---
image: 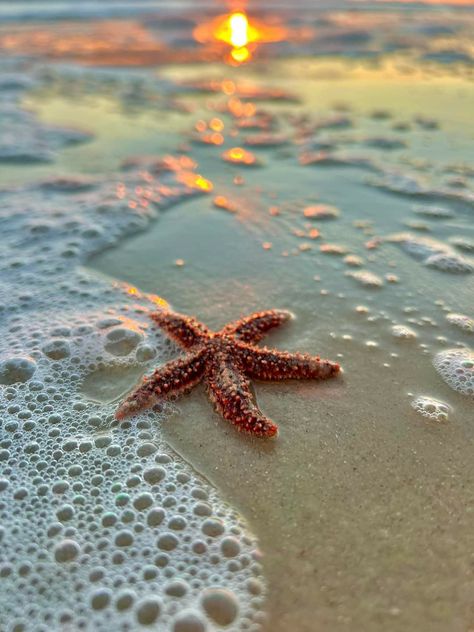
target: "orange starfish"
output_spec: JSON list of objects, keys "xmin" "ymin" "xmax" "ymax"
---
[{"xmin": 116, "ymin": 310, "xmax": 341, "ymax": 437}]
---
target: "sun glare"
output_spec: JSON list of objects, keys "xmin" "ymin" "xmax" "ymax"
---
[
  {"xmin": 229, "ymin": 12, "xmax": 249, "ymax": 48},
  {"xmin": 193, "ymin": 10, "xmax": 286, "ymax": 65}
]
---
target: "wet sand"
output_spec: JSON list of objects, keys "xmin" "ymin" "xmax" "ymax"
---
[{"xmin": 89, "ymin": 58, "xmax": 474, "ymax": 628}]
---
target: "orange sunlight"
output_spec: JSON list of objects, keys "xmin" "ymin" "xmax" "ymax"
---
[{"xmin": 193, "ymin": 10, "xmax": 286, "ymax": 65}]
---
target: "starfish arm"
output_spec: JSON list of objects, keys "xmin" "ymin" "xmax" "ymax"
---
[
  {"xmin": 235, "ymin": 341, "xmax": 340, "ymax": 381},
  {"xmin": 115, "ymin": 348, "xmax": 206, "ymax": 420},
  {"xmin": 221, "ymin": 309, "xmax": 292, "ymax": 344},
  {"xmin": 150, "ymin": 310, "xmax": 210, "ymax": 349},
  {"xmin": 205, "ymin": 356, "xmax": 278, "ymax": 438}
]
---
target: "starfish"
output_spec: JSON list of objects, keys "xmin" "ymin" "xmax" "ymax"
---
[{"xmin": 116, "ymin": 309, "xmax": 341, "ymax": 437}]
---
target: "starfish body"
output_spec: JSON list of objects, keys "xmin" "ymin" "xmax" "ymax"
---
[{"xmin": 116, "ymin": 309, "xmax": 341, "ymax": 437}]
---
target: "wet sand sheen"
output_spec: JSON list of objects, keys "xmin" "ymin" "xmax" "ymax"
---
[{"xmin": 90, "ymin": 192, "xmax": 474, "ymax": 631}]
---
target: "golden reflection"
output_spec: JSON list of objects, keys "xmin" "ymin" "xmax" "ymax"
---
[
  {"xmin": 222, "ymin": 147, "xmax": 259, "ymax": 166},
  {"xmin": 195, "ymin": 120, "xmax": 207, "ymax": 133},
  {"xmin": 176, "ymin": 172, "xmax": 214, "ymax": 192},
  {"xmin": 209, "ymin": 118, "xmax": 225, "ymax": 132},
  {"xmin": 213, "ymin": 195, "xmax": 238, "ymax": 213},
  {"xmin": 231, "ymin": 47, "xmax": 250, "ymax": 63},
  {"xmin": 114, "ymin": 155, "xmax": 212, "ymax": 213},
  {"xmin": 192, "ymin": 118, "xmax": 226, "ymax": 145},
  {"xmin": 193, "ymin": 131, "xmax": 225, "ymax": 146},
  {"xmin": 193, "ymin": 10, "xmax": 286, "ymax": 65},
  {"xmin": 227, "ymin": 97, "xmax": 256, "ymax": 118},
  {"xmin": 121, "ymin": 284, "xmax": 169, "ymax": 308}
]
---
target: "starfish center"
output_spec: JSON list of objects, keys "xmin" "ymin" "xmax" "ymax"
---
[{"xmin": 116, "ymin": 309, "xmax": 341, "ymax": 438}]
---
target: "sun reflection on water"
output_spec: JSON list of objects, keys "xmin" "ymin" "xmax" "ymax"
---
[{"xmin": 193, "ymin": 10, "xmax": 286, "ymax": 65}]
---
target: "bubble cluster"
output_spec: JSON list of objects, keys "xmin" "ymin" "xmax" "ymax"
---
[
  {"xmin": 390, "ymin": 233, "xmax": 451, "ymax": 260},
  {"xmin": 433, "ymin": 348, "xmax": 474, "ymax": 396},
  {"xmin": 411, "ymin": 396, "xmax": 451, "ymax": 422},
  {"xmin": 0, "ymin": 133, "xmax": 265, "ymax": 629},
  {"xmin": 446, "ymin": 313, "xmax": 474, "ymax": 333},
  {"xmin": 389, "ymin": 233, "xmax": 473, "ymax": 274},
  {"xmin": 391, "ymin": 325, "xmax": 417, "ymax": 340},
  {"xmin": 425, "ymin": 252, "xmax": 473, "ymax": 274},
  {"xmin": 370, "ymin": 170, "xmax": 474, "ymax": 207},
  {"xmin": 320, "ymin": 243, "xmax": 348, "ymax": 256},
  {"xmin": 345, "ymin": 270, "xmax": 383, "ymax": 288},
  {"xmin": 0, "ymin": 356, "xmax": 37, "ymax": 385},
  {"xmin": 0, "ymin": 312, "xmax": 266, "ymax": 627}
]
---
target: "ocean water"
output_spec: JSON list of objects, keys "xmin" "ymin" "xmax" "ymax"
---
[{"xmin": 0, "ymin": 3, "xmax": 473, "ymax": 632}]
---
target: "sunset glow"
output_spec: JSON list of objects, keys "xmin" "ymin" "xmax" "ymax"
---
[
  {"xmin": 193, "ymin": 11, "xmax": 286, "ymax": 64},
  {"xmin": 228, "ymin": 12, "xmax": 249, "ymax": 49},
  {"xmin": 222, "ymin": 147, "xmax": 258, "ymax": 166}
]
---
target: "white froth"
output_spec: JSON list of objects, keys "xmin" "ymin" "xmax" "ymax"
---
[
  {"xmin": 0, "ymin": 152, "xmax": 265, "ymax": 630},
  {"xmin": 433, "ymin": 348, "xmax": 474, "ymax": 397},
  {"xmin": 391, "ymin": 325, "xmax": 417, "ymax": 340},
  {"xmin": 446, "ymin": 313, "xmax": 474, "ymax": 333},
  {"xmin": 411, "ymin": 396, "xmax": 451, "ymax": 422},
  {"xmin": 425, "ymin": 253, "xmax": 473, "ymax": 274},
  {"xmin": 345, "ymin": 269, "xmax": 383, "ymax": 288},
  {"xmin": 370, "ymin": 170, "xmax": 474, "ymax": 206},
  {"xmin": 389, "ymin": 233, "xmax": 474, "ymax": 274}
]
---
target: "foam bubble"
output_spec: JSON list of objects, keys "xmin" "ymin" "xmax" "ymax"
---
[
  {"xmin": 54, "ymin": 539, "xmax": 80, "ymax": 562},
  {"xmin": 0, "ymin": 357, "xmax": 36, "ymax": 385},
  {"xmin": 389, "ymin": 233, "xmax": 450, "ymax": 260},
  {"xmin": 201, "ymin": 588, "xmax": 239, "ymax": 626},
  {"xmin": 446, "ymin": 313, "xmax": 474, "ymax": 333},
  {"xmin": 320, "ymin": 243, "xmax": 348, "ymax": 256},
  {"xmin": 389, "ymin": 233, "xmax": 473, "ymax": 274},
  {"xmin": 172, "ymin": 610, "xmax": 207, "ymax": 632},
  {"xmin": 433, "ymin": 348, "xmax": 474, "ymax": 396},
  {"xmin": 370, "ymin": 170, "xmax": 474, "ymax": 206},
  {"xmin": 411, "ymin": 396, "xmax": 451, "ymax": 422},
  {"xmin": 344, "ymin": 254, "xmax": 363, "ymax": 267},
  {"xmin": 104, "ymin": 327, "xmax": 143, "ymax": 356},
  {"xmin": 425, "ymin": 253, "xmax": 473, "ymax": 274},
  {"xmin": 346, "ymin": 270, "xmax": 383, "ymax": 288},
  {"xmin": 42, "ymin": 339, "xmax": 71, "ymax": 360},
  {"xmin": 0, "ymin": 155, "xmax": 266, "ymax": 630},
  {"xmin": 391, "ymin": 325, "xmax": 417, "ymax": 340},
  {"xmin": 135, "ymin": 597, "xmax": 162, "ymax": 625}
]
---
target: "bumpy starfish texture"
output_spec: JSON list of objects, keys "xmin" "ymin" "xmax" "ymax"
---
[{"xmin": 116, "ymin": 309, "xmax": 341, "ymax": 437}]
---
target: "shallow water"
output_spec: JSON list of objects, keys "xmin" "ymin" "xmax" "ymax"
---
[
  {"xmin": 90, "ymin": 61, "xmax": 474, "ymax": 632},
  {"xmin": 1, "ymin": 3, "xmax": 473, "ymax": 632}
]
